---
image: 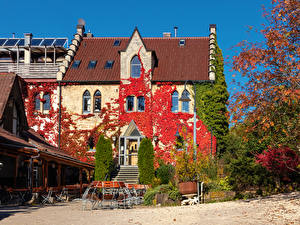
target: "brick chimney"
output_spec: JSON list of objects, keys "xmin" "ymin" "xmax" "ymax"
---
[
  {"xmin": 163, "ymin": 32, "xmax": 171, "ymax": 38},
  {"xmin": 76, "ymin": 19, "xmax": 86, "ymax": 36}
]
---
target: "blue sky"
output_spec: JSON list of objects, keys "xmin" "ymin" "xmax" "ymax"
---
[{"xmin": 1, "ymin": 0, "xmax": 271, "ymax": 95}]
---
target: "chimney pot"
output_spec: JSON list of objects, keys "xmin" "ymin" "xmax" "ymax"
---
[{"xmin": 174, "ymin": 26, "xmax": 178, "ymax": 37}]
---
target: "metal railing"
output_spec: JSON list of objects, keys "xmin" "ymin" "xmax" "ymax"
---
[{"xmin": 0, "ymin": 63, "xmax": 62, "ymax": 78}]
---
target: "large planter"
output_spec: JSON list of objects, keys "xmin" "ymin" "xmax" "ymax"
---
[{"xmin": 179, "ymin": 181, "xmax": 197, "ymax": 195}]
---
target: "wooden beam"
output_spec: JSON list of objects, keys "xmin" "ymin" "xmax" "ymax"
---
[
  {"xmin": 57, "ymin": 164, "xmax": 61, "ymax": 189},
  {"xmin": 79, "ymin": 168, "xmax": 83, "ymax": 195}
]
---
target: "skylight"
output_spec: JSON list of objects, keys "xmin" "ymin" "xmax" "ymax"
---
[
  {"xmin": 72, "ymin": 60, "xmax": 81, "ymax": 69},
  {"xmin": 179, "ymin": 39, "xmax": 186, "ymax": 46},
  {"xmin": 113, "ymin": 40, "xmax": 121, "ymax": 46},
  {"xmin": 88, "ymin": 60, "xmax": 97, "ymax": 69},
  {"xmin": 104, "ymin": 60, "xmax": 114, "ymax": 69}
]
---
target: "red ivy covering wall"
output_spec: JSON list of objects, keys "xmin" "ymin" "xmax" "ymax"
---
[{"xmin": 24, "ymin": 48, "xmax": 216, "ymax": 164}]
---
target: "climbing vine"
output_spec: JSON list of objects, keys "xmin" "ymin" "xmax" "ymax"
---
[{"xmin": 23, "ymin": 47, "xmax": 216, "ymax": 165}]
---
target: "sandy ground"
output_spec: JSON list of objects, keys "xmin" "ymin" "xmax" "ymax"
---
[{"xmin": 0, "ymin": 192, "xmax": 299, "ymax": 225}]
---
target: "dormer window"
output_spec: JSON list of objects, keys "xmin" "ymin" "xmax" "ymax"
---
[
  {"xmin": 105, "ymin": 60, "xmax": 114, "ymax": 69},
  {"xmin": 88, "ymin": 60, "xmax": 97, "ymax": 69},
  {"xmin": 72, "ymin": 60, "xmax": 81, "ymax": 69},
  {"xmin": 113, "ymin": 40, "xmax": 121, "ymax": 46},
  {"xmin": 131, "ymin": 55, "xmax": 141, "ymax": 78}
]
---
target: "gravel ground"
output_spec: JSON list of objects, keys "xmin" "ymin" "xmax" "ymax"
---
[{"xmin": 0, "ymin": 192, "xmax": 299, "ymax": 225}]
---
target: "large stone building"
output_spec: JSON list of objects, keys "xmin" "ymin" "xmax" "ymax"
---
[{"xmin": 55, "ymin": 23, "xmax": 217, "ymax": 168}]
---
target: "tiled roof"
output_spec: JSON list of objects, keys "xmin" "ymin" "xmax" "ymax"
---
[
  {"xmin": 0, "ymin": 73, "xmax": 16, "ymax": 119},
  {"xmin": 63, "ymin": 37, "xmax": 209, "ymax": 82},
  {"xmin": 0, "ymin": 127, "xmax": 34, "ymax": 148}
]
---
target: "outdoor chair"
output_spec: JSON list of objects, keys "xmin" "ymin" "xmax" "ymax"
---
[
  {"xmin": 56, "ymin": 187, "xmax": 68, "ymax": 202},
  {"xmin": 41, "ymin": 188, "xmax": 54, "ymax": 204}
]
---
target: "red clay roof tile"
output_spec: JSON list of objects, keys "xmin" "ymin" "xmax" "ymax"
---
[{"xmin": 63, "ymin": 37, "xmax": 209, "ymax": 82}]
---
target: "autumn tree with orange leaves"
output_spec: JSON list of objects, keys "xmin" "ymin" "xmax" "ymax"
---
[{"xmin": 230, "ymin": 0, "xmax": 299, "ymax": 151}]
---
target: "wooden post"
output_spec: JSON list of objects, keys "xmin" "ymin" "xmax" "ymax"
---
[
  {"xmin": 87, "ymin": 170, "xmax": 90, "ymax": 183},
  {"xmin": 57, "ymin": 164, "xmax": 61, "ymax": 189},
  {"xmin": 79, "ymin": 168, "xmax": 83, "ymax": 195},
  {"xmin": 44, "ymin": 160, "xmax": 48, "ymax": 188},
  {"xmin": 14, "ymin": 156, "xmax": 19, "ymax": 188}
]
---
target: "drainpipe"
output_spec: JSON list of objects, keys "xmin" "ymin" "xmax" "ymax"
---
[{"xmin": 58, "ymin": 81, "xmax": 62, "ymax": 150}]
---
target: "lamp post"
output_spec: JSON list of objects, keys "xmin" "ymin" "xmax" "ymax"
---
[{"xmin": 179, "ymin": 80, "xmax": 197, "ymax": 161}]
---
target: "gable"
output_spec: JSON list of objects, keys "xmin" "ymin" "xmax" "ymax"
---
[
  {"xmin": 0, "ymin": 73, "xmax": 28, "ymax": 131},
  {"xmin": 123, "ymin": 120, "xmax": 143, "ymax": 137}
]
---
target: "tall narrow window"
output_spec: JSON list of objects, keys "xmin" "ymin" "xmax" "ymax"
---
[
  {"xmin": 43, "ymin": 93, "xmax": 50, "ymax": 110},
  {"xmin": 126, "ymin": 96, "xmax": 134, "ymax": 112},
  {"xmin": 83, "ymin": 90, "xmax": 91, "ymax": 113},
  {"xmin": 181, "ymin": 91, "xmax": 190, "ymax": 113},
  {"xmin": 171, "ymin": 91, "xmax": 179, "ymax": 112},
  {"xmin": 137, "ymin": 96, "xmax": 145, "ymax": 112},
  {"xmin": 35, "ymin": 93, "xmax": 40, "ymax": 110},
  {"xmin": 94, "ymin": 90, "xmax": 101, "ymax": 112},
  {"xmin": 130, "ymin": 55, "xmax": 141, "ymax": 78}
]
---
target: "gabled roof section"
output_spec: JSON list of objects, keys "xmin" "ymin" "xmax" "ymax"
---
[
  {"xmin": 0, "ymin": 73, "xmax": 16, "ymax": 119},
  {"xmin": 121, "ymin": 27, "xmax": 148, "ymax": 53},
  {"xmin": 63, "ymin": 34, "xmax": 210, "ymax": 82},
  {"xmin": 123, "ymin": 120, "xmax": 143, "ymax": 137}
]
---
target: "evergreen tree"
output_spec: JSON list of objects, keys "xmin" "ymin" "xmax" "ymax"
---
[
  {"xmin": 94, "ymin": 135, "xmax": 113, "ymax": 180},
  {"xmin": 138, "ymin": 138, "xmax": 155, "ymax": 184},
  {"xmin": 196, "ymin": 35, "xmax": 229, "ymax": 155}
]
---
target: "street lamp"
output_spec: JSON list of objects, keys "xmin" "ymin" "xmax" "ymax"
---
[{"xmin": 179, "ymin": 80, "xmax": 197, "ymax": 161}]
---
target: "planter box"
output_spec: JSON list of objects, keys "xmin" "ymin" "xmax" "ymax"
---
[{"xmin": 179, "ymin": 182, "xmax": 197, "ymax": 195}]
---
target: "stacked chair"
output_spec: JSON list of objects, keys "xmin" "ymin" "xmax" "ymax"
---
[{"xmin": 82, "ymin": 181, "xmax": 147, "ymax": 210}]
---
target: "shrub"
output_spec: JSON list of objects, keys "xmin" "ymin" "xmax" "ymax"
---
[
  {"xmin": 94, "ymin": 135, "xmax": 113, "ymax": 181},
  {"xmin": 143, "ymin": 183, "xmax": 181, "ymax": 205},
  {"xmin": 256, "ymin": 147, "xmax": 300, "ymax": 183},
  {"xmin": 138, "ymin": 138, "xmax": 155, "ymax": 184},
  {"xmin": 156, "ymin": 163, "xmax": 175, "ymax": 184}
]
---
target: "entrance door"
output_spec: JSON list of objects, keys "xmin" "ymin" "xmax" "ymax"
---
[{"xmin": 119, "ymin": 137, "xmax": 142, "ymax": 166}]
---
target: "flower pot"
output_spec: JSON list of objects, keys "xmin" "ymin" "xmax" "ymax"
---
[{"xmin": 179, "ymin": 181, "xmax": 197, "ymax": 195}]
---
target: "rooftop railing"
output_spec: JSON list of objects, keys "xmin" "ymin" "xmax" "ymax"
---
[{"xmin": 0, "ymin": 62, "xmax": 62, "ymax": 79}]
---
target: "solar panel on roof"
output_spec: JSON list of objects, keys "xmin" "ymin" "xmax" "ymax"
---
[
  {"xmin": 31, "ymin": 39, "xmax": 43, "ymax": 46},
  {"xmin": 53, "ymin": 38, "xmax": 67, "ymax": 46},
  {"xmin": 4, "ymin": 39, "xmax": 19, "ymax": 46},
  {"xmin": 0, "ymin": 39, "xmax": 7, "ymax": 46},
  {"xmin": 41, "ymin": 39, "xmax": 55, "ymax": 46},
  {"xmin": 17, "ymin": 39, "xmax": 25, "ymax": 46}
]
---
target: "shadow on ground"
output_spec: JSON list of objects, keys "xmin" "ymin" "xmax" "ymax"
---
[{"xmin": 0, "ymin": 203, "xmax": 67, "ymax": 221}]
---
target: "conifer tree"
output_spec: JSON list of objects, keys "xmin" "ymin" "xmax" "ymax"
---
[
  {"xmin": 196, "ymin": 35, "xmax": 229, "ymax": 155},
  {"xmin": 138, "ymin": 138, "xmax": 155, "ymax": 184},
  {"xmin": 94, "ymin": 135, "xmax": 113, "ymax": 180}
]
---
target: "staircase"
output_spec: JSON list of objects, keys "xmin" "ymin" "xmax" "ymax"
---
[{"xmin": 112, "ymin": 166, "xmax": 139, "ymax": 184}]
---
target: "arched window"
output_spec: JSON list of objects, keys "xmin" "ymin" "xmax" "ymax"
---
[
  {"xmin": 34, "ymin": 93, "xmax": 40, "ymax": 110},
  {"xmin": 83, "ymin": 90, "xmax": 91, "ymax": 113},
  {"xmin": 130, "ymin": 55, "xmax": 141, "ymax": 78},
  {"xmin": 94, "ymin": 90, "xmax": 101, "ymax": 112},
  {"xmin": 137, "ymin": 96, "xmax": 145, "ymax": 112},
  {"xmin": 43, "ymin": 93, "xmax": 50, "ymax": 110},
  {"xmin": 171, "ymin": 91, "xmax": 179, "ymax": 112},
  {"xmin": 126, "ymin": 96, "xmax": 135, "ymax": 112},
  {"xmin": 181, "ymin": 90, "xmax": 190, "ymax": 113}
]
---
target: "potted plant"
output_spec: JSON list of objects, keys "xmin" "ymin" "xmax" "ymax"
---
[{"xmin": 175, "ymin": 151, "xmax": 198, "ymax": 195}]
